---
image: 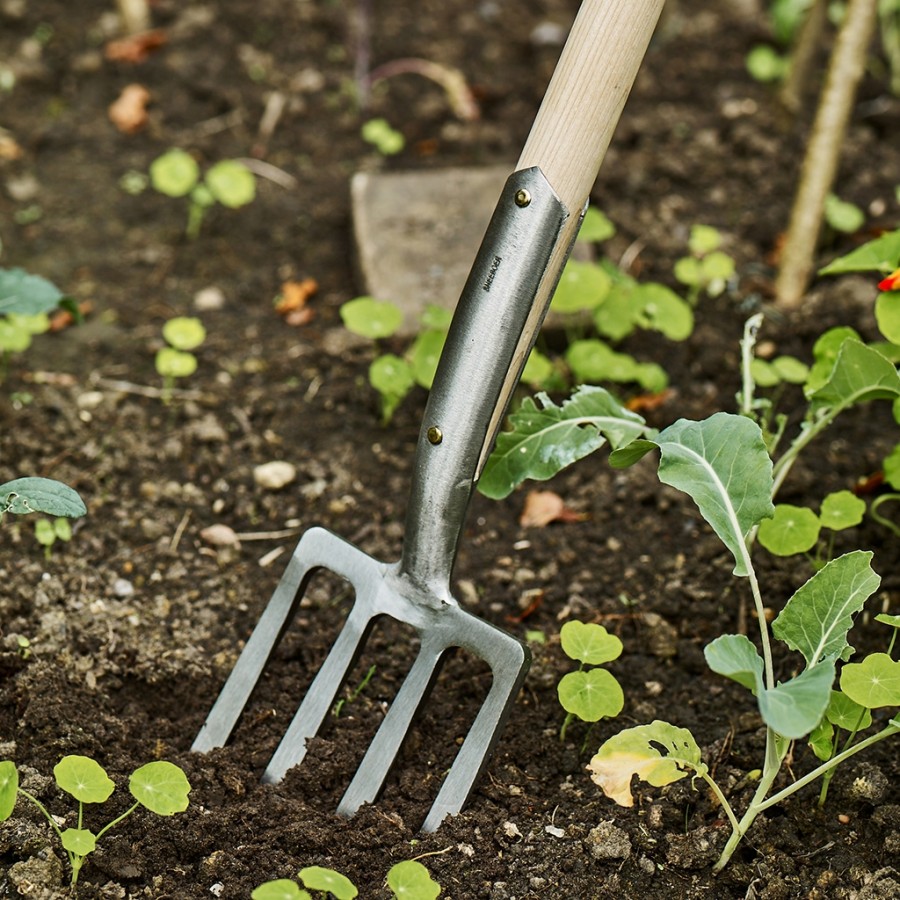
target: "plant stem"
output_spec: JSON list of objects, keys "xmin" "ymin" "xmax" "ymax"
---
[
  {"xmin": 698, "ymin": 770, "xmax": 741, "ymax": 834},
  {"xmin": 186, "ymin": 201, "xmax": 205, "ymax": 241},
  {"xmin": 95, "ymin": 800, "xmax": 139, "ymax": 840}
]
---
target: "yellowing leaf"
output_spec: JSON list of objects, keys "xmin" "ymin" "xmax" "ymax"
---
[{"xmin": 587, "ymin": 721, "xmax": 704, "ymax": 807}]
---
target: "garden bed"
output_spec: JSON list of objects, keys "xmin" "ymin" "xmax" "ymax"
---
[{"xmin": 2, "ymin": 0, "xmax": 900, "ymax": 897}]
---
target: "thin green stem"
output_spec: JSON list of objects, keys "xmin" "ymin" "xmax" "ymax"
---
[
  {"xmin": 17, "ymin": 788, "xmax": 66, "ymax": 843},
  {"xmin": 698, "ymin": 770, "xmax": 741, "ymax": 834},
  {"xmin": 94, "ymin": 800, "xmax": 139, "ymax": 841},
  {"xmin": 870, "ymin": 494, "xmax": 900, "ymax": 538}
]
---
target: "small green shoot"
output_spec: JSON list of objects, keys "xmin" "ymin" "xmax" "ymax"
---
[
  {"xmin": 824, "ymin": 194, "xmax": 865, "ymax": 234},
  {"xmin": 0, "ymin": 756, "xmax": 191, "ymax": 886},
  {"xmin": 361, "ymin": 118, "xmax": 405, "ymax": 155},
  {"xmin": 149, "ymin": 149, "xmax": 256, "ymax": 239},
  {"xmin": 155, "ymin": 316, "xmax": 206, "ymax": 403},
  {"xmin": 333, "ymin": 664, "xmax": 377, "ymax": 717},
  {"xmin": 34, "ymin": 515, "xmax": 73, "ymax": 560},
  {"xmin": 673, "ymin": 224, "xmax": 735, "ymax": 304},
  {"xmin": 557, "ymin": 621, "xmax": 624, "ymax": 744}
]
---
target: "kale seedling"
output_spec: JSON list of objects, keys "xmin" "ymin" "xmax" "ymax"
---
[
  {"xmin": 149, "ymin": 149, "xmax": 256, "ymax": 240},
  {"xmin": 155, "ymin": 315, "xmax": 206, "ymax": 403},
  {"xmin": 252, "ymin": 860, "xmax": 441, "ymax": 900},
  {"xmin": 0, "ymin": 756, "xmax": 191, "ymax": 886},
  {"xmin": 557, "ymin": 621, "xmax": 624, "ymax": 744},
  {"xmin": 361, "ymin": 118, "xmax": 405, "ymax": 156},
  {"xmin": 34, "ymin": 515, "xmax": 73, "ymax": 560}
]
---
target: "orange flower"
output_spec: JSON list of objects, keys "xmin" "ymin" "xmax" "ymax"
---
[{"xmin": 878, "ymin": 268, "xmax": 900, "ymax": 292}]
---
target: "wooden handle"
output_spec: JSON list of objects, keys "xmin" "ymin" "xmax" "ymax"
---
[{"xmin": 518, "ymin": 0, "xmax": 666, "ymax": 216}]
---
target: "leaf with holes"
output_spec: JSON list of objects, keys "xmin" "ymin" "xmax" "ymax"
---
[{"xmin": 0, "ymin": 477, "xmax": 86, "ymax": 518}]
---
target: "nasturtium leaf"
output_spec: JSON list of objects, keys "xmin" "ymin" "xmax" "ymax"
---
[
  {"xmin": 758, "ymin": 661, "xmax": 834, "ymax": 739},
  {"xmin": 128, "ymin": 761, "xmax": 191, "ymax": 815},
  {"xmin": 0, "ymin": 477, "xmax": 86, "ymax": 518},
  {"xmin": 819, "ymin": 490, "xmax": 866, "ymax": 530},
  {"xmin": 0, "ymin": 761, "xmax": 18, "ymax": 820},
  {"xmin": 521, "ymin": 348, "xmax": 555, "ymax": 388},
  {"xmin": 750, "ymin": 358, "xmax": 780, "ymax": 388},
  {"xmin": 54, "ymin": 756, "xmax": 115, "ymax": 804},
  {"xmin": 162, "ymin": 316, "xmax": 206, "ymax": 351},
  {"xmin": 340, "ymin": 297, "xmax": 403, "ymax": 339},
  {"xmin": 587, "ymin": 721, "xmax": 705, "ymax": 808},
  {"xmin": 155, "ymin": 347, "xmax": 197, "ymax": 379},
  {"xmin": 204, "ymin": 160, "xmax": 255, "ymax": 208},
  {"xmin": 593, "ymin": 286, "xmax": 638, "ymax": 341},
  {"xmin": 700, "ymin": 250, "xmax": 735, "ymax": 287},
  {"xmin": 746, "ymin": 44, "xmax": 789, "ymax": 81},
  {"xmin": 636, "ymin": 413, "xmax": 774, "ymax": 576},
  {"xmin": 840, "ymin": 653, "xmax": 900, "ymax": 708},
  {"xmin": 361, "ymin": 117, "xmax": 404, "ymax": 155},
  {"xmin": 808, "ymin": 718, "xmax": 835, "ymax": 761},
  {"xmin": 478, "ymin": 385, "xmax": 646, "ymax": 500},
  {"xmin": 884, "ymin": 443, "xmax": 900, "ymax": 490},
  {"xmin": 408, "ymin": 329, "xmax": 445, "ymax": 390},
  {"xmin": 251, "ymin": 881, "xmax": 311, "ymax": 900},
  {"xmin": 875, "ymin": 291, "xmax": 900, "ymax": 345},
  {"xmin": 689, "ymin": 224, "xmax": 723, "ymax": 256},
  {"xmin": 386, "ymin": 859, "xmax": 441, "ymax": 899},
  {"xmin": 61, "ymin": 828, "xmax": 97, "ymax": 856},
  {"xmin": 819, "ymin": 229, "xmax": 900, "ymax": 276},
  {"xmin": 824, "ymin": 194, "xmax": 865, "ymax": 234},
  {"xmin": 565, "ymin": 339, "xmax": 638, "ymax": 384},
  {"xmin": 369, "ymin": 353, "xmax": 414, "ymax": 398},
  {"xmin": 558, "ymin": 669, "xmax": 624, "ymax": 723},
  {"xmin": 551, "ymin": 260, "xmax": 612, "ymax": 314},
  {"xmin": 299, "ymin": 866, "xmax": 358, "ymax": 899},
  {"xmin": 825, "ymin": 689, "xmax": 872, "ymax": 731},
  {"xmin": 0, "ymin": 318, "xmax": 32, "ymax": 352},
  {"xmin": 633, "ymin": 362, "xmax": 669, "ymax": 393},
  {"xmin": 577, "ymin": 207, "xmax": 616, "ymax": 243},
  {"xmin": 560, "ymin": 621, "xmax": 623, "ymax": 665},
  {"xmin": 673, "ymin": 256, "xmax": 702, "ymax": 287},
  {"xmin": 704, "ymin": 634, "xmax": 764, "ymax": 695},
  {"xmin": 772, "ymin": 551, "xmax": 879, "ymax": 666},
  {"xmin": 0, "ymin": 267, "xmax": 65, "ymax": 315},
  {"xmin": 805, "ymin": 327, "xmax": 862, "ymax": 393},
  {"xmin": 149, "ymin": 149, "xmax": 200, "ymax": 197},
  {"xmin": 758, "ymin": 504, "xmax": 820, "ymax": 556},
  {"xmin": 772, "ymin": 355, "xmax": 810, "ymax": 384},
  {"xmin": 634, "ymin": 283, "xmax": 694, "ymax": 341},
  {"xmin": 807, "ymin": 339, "xmax": 900, "ymax": 413},
  {"xmin": 420, "ymin": 304, "xmax": 453, "ymax": 331}
]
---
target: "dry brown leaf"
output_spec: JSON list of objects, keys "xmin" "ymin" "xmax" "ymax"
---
[
  {"xmin": 625, "ymin": 388, "xmax": 675, "ymax": 413},
  {"xmin": 0, "ymin": 133, "xmax": 23, "ymax": 160},
  {"xmin": 108, "ymin": 84, "xmax": 151, "ymax": 134},
  {"xmin": 49, "ymin": 300, "xmax": 93, "ymax": 333},
  {"xmin": 519, "ymin": 490, "xmax": 587, "ymax": 528},
  {"xmin": 104, "ymin": 29, "xmax": 168, "ymax": 63}
]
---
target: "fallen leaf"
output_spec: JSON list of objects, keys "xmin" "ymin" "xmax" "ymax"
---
[
  {"xmin": 105, "ymin": 29, "xmax": 168, "ymax": 64},
  {"xmin": 275, "ymin": 278, "xmax": 317, "ymax": 312},
  {"xmin": 108, "ymin": 84, "xmax": 151, "ymax": 134},
  {"xmin": 625, "ymin": 388, "xmax": 675, "ymax": 413},
  {"xmin": 519, "ymin": 490, "xmax": 587, "ymax": 528},
  {"xmin": 49, "ymin": 300, "xmax": 93, "ymax": 332}
]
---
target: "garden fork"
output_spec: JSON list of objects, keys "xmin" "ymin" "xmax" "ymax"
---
[{"xmin": 193, "ymin": 0, "xmax": 665, "ymax": 832}]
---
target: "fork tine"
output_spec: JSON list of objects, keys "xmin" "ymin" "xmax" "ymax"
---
[{"xmin": 337, "ymin": 636, "xmax": 445, "ymax": 817}]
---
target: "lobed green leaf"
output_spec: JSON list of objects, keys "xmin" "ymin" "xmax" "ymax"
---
[
  {"xmin": 819, "ymin": 229, "xmax": 900, "ymax": 275},
  {"xmin": 807, "ymin": 339, "xmax": 900, "ymax": 413},
  {"xmin": 819, "ymin": 490, "xmax": 866, "ymax": 531},
  {"xmin": 551, "ymin": 260, "xmax": 611, "ymax": 314},
  {"xmin": 757, "ymin": 662, "xmax": 834, "ymax": 739},
  {"xmin": 704, "ymin": 634, "xmax": 764, "ymax": 695},
  {"xmin": 559, "ymin": 621, "xmax": 622, "ymax": 665}
]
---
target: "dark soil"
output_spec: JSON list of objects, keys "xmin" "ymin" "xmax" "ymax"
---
[{"xmin": 2, "ymin": 1, "xmax": 900, "ymax": 897}]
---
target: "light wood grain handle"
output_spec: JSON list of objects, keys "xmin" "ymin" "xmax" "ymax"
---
[{"xmin": 517, "ymin": 0, "xmax": 666, "ymax": 216}]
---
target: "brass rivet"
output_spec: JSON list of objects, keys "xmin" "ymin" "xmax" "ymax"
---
[
  {"xmin": 427, "ymin": 426, "xmax": 443, "ymax": 445},
  {"xmin": 514, "ymin": 189, "xmax": 531, "ymax": 208}
]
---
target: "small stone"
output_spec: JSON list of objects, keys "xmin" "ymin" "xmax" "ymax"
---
[
  {"xmin": 530, "ymin": 21, "xmax": 568, "ymax": 46},
  {"xmin": 200, "ymin": 523, "xmax": 241, "ymax": 548},
  {"xmin": 502, "ymin": 821, "xmax": 522, "ymax": 839},
  {"xmin": 585, "ymin": 820, "xmax": 632, "ymax": 859},
  {"xmin": 8, "ymin": 855, "xmax": 65, "ymax": 893},
  {"xmin": 544, "ymin": 824, "xmax": 565, "ymax": 838},
  {"xmin": 112, "ymin": 577, "xmax": 134, "ymax": 598},
  {"xmin": 847, "ymin": 763, "xmax": 888, "ymax": 803},
  {"xmin": 253, "ymin": 461, "xmax": 296, "ymax": 490},
  {"xmin": 194, "ymin": 286, "xmax": 226, "ymax": 311},
  {"xmin": 5, "ymin": 172, "xmax": 39, "ymax": 202},
  {"xmin": 77, "ymin": 390, "xmax": 105, "ymax": 410}
]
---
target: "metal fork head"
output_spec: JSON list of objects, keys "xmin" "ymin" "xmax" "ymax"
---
[{"xmin": 192, "ymin": 527, "xmax": 531, "ymax": 832}]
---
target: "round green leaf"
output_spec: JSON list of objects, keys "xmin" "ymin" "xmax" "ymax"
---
[
  {"xmin": 746, "ymin": 45, "xmax": 789, "ymax": 82},
  {"xmin": 806, "ymin": 327, "xmax": 862, "ymax": 393},
  {"xmin": 592, "ymin": 285, "xmax": 638, "ymax": 341},
  {"xmin": 558, "ymin": 669, "xmax": 624, "ymax": 723},
  {"xmin": 128, "ymin": 761, "xmax": 191, "ymax": 815},
  {"xmin": 521, "ymin": 348, "xmax": 554, "ymax": 388},
  {"xmin": 771, "ymin": 355, "xmax": 810, "ymax": 384},
  {"xmin": 340, "ymin": 297, "xmax": 403, "ymax": 339},
  {"xmin": 808, "ymin": 718, "xmax": 834, "ymax": 761},
  {"xmin": 361, "ymin": 118, "xmax": 404, "ymax": 155},
  {"xmin": 369, "ymin": 354, "xmax": 414, "ymax": 399},
  {"xmin": 757, "ymin": 504, "xmax": 821, "ymax": 556},
  {"xmin": 420, "ymin": 305, "xmax": 453, "ymax": 331},
  {"xmin": 409, "ymin": 330, "xmax": 446, "ymax": 389},
  {"xmin": 0, "ymin": 761, "xmax": 19, "ymax": 820},
  {"xmin": 299, "ymin": 866, "xmax": 358, "ymax": 899},
  {"xmin": 633, "ymin": 362, "xmax": 668, "ymax": 393},
  {"xmin": 841, "ymin": 653, "xmax": 900, "ymax": 708},
  {"xmin": 825, "ymin": 689, "xmax": 872, "ymax": 731},
  {"xmin": 0, "ymin": 319, "xmax": 32, "ymax": 353},
  {"xmin": 819, "ymin": 490, "xmax": 866, "ymax": 530},
  {"xmin": 884, "ymin": 443, "xmax": 900, "ymax": 490},
  {"xmin": 205, "ymin": 160, "xmax": 256, "ymax": 208},
  {"xmin": 699, "ymin": 250, "xmax": 735, "ymax": 287},
  {"xmin": 750, "ymin": 358, "xmax": 780, "ymax": 388},
  {"xmin": 673, "ymin": 256, "xmax": 702, "ymax": 287},
  {"xmin": 824, "ymin": 194, "xmax": 865, "ymax": 234},
  {"xmin": 577, "ymin": 207, "xmax": 616, "ymax": 243},
  {"xmin": 566, "ymin": 339, "xmax": 639, "ymax": 384},
  {"xmin": 34, "ymin": 518, "xmax": 56, "ymax": 547},
  {"xmin": 876, "ymin": 291, "xmax": 900, "ymax": 345},
  {"xmin": 61, "ymin": 828, "xmax": 97, "ymax": 856},
  {"xmin": 551, "ymin": 260, "xmax": 611, "ymax": 314},
  {"xmin": 560, "ymin": 621, "xmax": 623, "ymax": 665},
  {"xmin": 688, "ymin": 224, "xmax": 722, "ymax": 256},
  {"xmin": 635, "ymin": 283, "xmax": 693, "ymax": 340},
  {"xmin": 386, "ymin": 859, "xmax": 441, "ymax": 899},
  {"xmin": 155, "ymin": 347, "xmax": 197, "ymax": 379},
  {"xmin": 162, "ymin": 316, "xmax": 206, "ymax": 351},
  {"xmin": 54, "ymin": 756, "xmax": 114, "ymax": 804},
  {"xmin": 251, "ymin": 881, "xmax": 311, "ymax": 900},
  {"xmin": 149, "ymin": 149, "xmax": 199, "ymax": 197}
]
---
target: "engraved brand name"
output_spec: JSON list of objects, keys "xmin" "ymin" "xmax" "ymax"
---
[{"xmin": 482, "ymin": 255, "xmax": 502, "ymax": 291}]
